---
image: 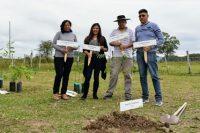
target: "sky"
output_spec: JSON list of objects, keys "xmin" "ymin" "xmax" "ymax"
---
[{"xmin": 0, "ymin": 0, "xmax": 200, "ymax": 57}]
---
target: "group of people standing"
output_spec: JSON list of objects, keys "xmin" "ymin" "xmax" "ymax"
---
[{"xmin": 52, "ymin": 9, "xmax": 165, "ymax": 106}]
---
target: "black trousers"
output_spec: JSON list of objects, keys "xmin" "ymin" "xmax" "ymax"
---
[
  {"xmin": 83, "ymin": 55, "xmax": 102, "ymax": 97},
  {"xmin": 53, "ymin": 57, "xmax": 73, "ymax": 94}
]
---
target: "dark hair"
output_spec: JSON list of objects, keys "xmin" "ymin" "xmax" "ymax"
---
[
  {"xmin": 138, "ymin": 9, "xmax": 148, "ymax": 14},
  {"xmin": 84, "ymin": 23, "xmax": 104, "ymax": 44},
  {"xmin": 60, "ymin": 20, "xmax": 72, "ymax": 33}
]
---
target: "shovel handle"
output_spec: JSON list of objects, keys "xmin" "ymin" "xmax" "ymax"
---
[
  {"xmin": 88, "ymin": 51, "xmax": 92, "ymax": 66},
  {"xmin": 144, "ymin": 51, "xmax": 147, "ymax": 63},
  {"xmin": 173, "ymin": 102, "xmax": 187, "ymax": 116},
  {"xmin": 177, "ymin": 103, "xmax": 187, "ymax": 117}
]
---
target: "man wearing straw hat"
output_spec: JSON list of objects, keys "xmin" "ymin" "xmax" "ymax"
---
[
  {"xmin": 135, "ymin": 9, "xmax": 164, "ymax": 106},
  {"xmin": 103, "ymin": 15, "xmax": 135, "ymax": 101}
]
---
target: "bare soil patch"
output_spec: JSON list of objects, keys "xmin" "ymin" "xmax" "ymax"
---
[{"xmin": 83, "ymin": 111, "xmax": 171, "ymax": 133}]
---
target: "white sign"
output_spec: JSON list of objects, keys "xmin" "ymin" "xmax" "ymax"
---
[
  {"xmin": 0, "ymin": 90, "xmax": 10, "ymax": 94},
  {"xmin": 56, "ymin": 40, "xmax": 80, "ymax": 48},
  {"xmin": 108, "ymin": 32, "xmax": 129, "ymax": 43},
  {"xmin": 133, "ymin": 39, "xmax": 157, "ymax": 48},
  {"xmin": 66, "ymin": 90, "xmax": 77, "ymax": 97},
  {"xmin": 120, "ymin": 99, "xmax": 143, "ymax": 111},
  {"xmin": 83, "ymin": 44, "xmax": 100, "ymax": 51}
]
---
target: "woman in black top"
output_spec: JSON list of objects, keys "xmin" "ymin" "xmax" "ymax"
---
[{"xmin": 81, "ymin": 23, "xmax": 108, "ymax": 100}]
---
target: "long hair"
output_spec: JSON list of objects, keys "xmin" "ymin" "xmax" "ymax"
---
[
  {"xmin": 60, "ymin": 20, "xmax": 72, "ymax": 33},
  {"xmin": 85, "ymin": 23, "xmax": 103, "ymax": 44}
]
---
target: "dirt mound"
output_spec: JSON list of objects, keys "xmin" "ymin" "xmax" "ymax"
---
[{"xmin": 83, "ymin": 111, "xmax": 170, "ymax": 133}]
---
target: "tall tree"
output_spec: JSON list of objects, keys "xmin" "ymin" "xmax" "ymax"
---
[
  {"xmin": 158, "ymin": 32, "xmax": 180, "ymax": 59},
  {"xmin": 39, "ymin": 40, "xmax": 53, "ymax": 58}
]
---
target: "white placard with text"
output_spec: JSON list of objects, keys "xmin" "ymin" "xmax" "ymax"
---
[
  {"xmin": 56, "ymin": 40, "xmax": 80, "ymax": 48},
  {"xmin": 83, "ymin": 44, "xmax": 100, "ymax": 52},
  {"xmin": 108, "ymin": 32, "xmax": 129, "ymax": 43},
  {"xmin": 133, "ymin": 39, "xmax": 157, "ymax": 48},
  {"xmin": 120, "ymin": 99, "xmax": 143, "ymax": 111}
]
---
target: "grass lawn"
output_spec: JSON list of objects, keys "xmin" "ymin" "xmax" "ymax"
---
[{"xmin": 0, "ymin": 62, "xmax": 200, "ymax": 133}]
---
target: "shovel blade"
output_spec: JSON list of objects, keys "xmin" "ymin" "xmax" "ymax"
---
[
  {"xmin": 168, "ymin": 115, "xmax": 179, "ymax": 125},
  {"xmin": 160, "ymin": 114, "xmax": 170, "ymax": 123}
]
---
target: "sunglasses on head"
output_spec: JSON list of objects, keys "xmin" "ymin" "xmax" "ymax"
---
[{"xmin": 139, "ymin": 14, "xmax": 146, "ymax": 18}]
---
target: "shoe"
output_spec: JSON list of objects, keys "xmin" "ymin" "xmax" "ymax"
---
[
  {"xmin": 143, "ymin": 99, "xmax": 149, "ymax": 104},
  {"xmin": 61, "ymin": 94, "xmax": 69, "ymax": 100},
  {"xmin": 80, "ymin": 95, "xmax": 87, "ymax": 100},
  {"xmin": 93, "ymin": 95, "xmax": 99, "ymax": 99},
  {"xmin": 155, "ymin": 101, "xmax": 163, "ymax": 106},
  {"xmin": 53, "ymin": 94, "xmax": 60, "ymax": 100},
  {"xmin": 93, "ymin": 93, "xmax": 99, "ymax": 99},
  {"xmin": 103, "ymin": 94, "xmax": 112, "ymax": 100}
]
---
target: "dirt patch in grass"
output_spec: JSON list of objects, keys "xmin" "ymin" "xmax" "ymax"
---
[
  {"xmin": 83, "ymin": 111, "xmax": 170, "ymax": 133},
  {"xmin": 24, "ymin": 120, "xmax": 56, "ymax": 133}
]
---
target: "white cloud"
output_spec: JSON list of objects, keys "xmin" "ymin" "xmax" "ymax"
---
[{"xmin": 0, "ymin": 0, "xmax": 200, "ymax": 57}]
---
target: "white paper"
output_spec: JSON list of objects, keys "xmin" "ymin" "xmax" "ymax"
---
[
  {"xmin": 66, "ymin": 90, "xmax": 77, "ymax": 97},
  {"xmin": 133, "ymin": 40, "xmax": 157, "ymax": 48},
  {"xmin": 108, "ymin": 32, "xmax": 129, "ymax": 43},
  {"xmin": 120, "ymin": 99, "xmax": 143, "ymax": 111},
  {"xmin": 83, "ymin": 44, "xmax": 100, "ymax": 51},
  {"xmin": 56, "ymin": 40, "xmax": 80, "ymax": 48},
  {"xmin": 0, "ymin": 90, "xmax": 10, "ymax": 94}
]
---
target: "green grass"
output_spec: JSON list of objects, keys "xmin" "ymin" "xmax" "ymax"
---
[{"xmin": 0, "ymin": 62, "xmax": 200, "ymax": 133}]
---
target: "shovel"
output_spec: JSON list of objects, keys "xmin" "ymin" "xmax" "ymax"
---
[{"xmin": 160, "ymin": 102, "xmax": 187, "ymax": 124}]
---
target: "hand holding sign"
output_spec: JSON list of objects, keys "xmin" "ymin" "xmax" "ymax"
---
[
  {"xmin": 83, "ymin": 44, "xmax": 100, "ymax": 66},
  {"xmin": 56, "ymin": 40, "xmax": 80, "ymax": 62},
  {"xmin": 108, "ymin": 32, "xmax": 129, "ymax": 43},
  {"xmin": 109, "ymin": 33, "xmax": 129, "ymax": 56},
  {"xmin": 133, "ymin": 40, "xmax": 157, "ymax": 64}
]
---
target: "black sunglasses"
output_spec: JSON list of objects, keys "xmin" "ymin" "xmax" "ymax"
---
[{"xmin": 139, "ymin": 15, "xmax": 146, "ymax": 18}]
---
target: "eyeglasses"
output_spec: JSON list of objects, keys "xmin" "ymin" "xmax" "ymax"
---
[{"xmin": 139, "ymin": 15, "xmax": 146, "ymax": 18}]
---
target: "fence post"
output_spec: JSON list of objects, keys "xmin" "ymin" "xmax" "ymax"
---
[
  {"xmin": 39, "ymin": 53, "xmax": 41, "ymax": 69},
  {"xmin": 30, "ymin": 51, "xmax": 33, "ymax": 68},
  {"xmin": 23, "ymin": 54, "xmax": 26, "ymax": 65},
  {"xmin": 164, "ymin": 55, "xmax": 169, "ymax": 74},
  {"xmin": 186, "ymin": 51, "xmax": 191, "ymax": 74}
]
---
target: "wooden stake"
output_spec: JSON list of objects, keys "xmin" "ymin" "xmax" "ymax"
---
[
  {"xmin": 64, "ymin": 53, "xmax": 67, "ymax": 62},
  {"xmin": 186, "ymin": 51, "xmax": 191, "ymax": 74},
  {"xmin": 88, "ymin": 51, "xmax": 92, "ymax": 66},
  {"xmin": 144, "ymin": 51, "xmax": 147, "ymax": 63}
]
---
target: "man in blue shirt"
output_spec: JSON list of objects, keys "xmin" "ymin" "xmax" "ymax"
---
[{"xmin": 135, "ymin": 9, "xmax": 165, "ymax": 106}]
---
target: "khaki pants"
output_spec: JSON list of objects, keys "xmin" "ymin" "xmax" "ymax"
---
[{"xmin": 106, "ymin": 58, "xmax": 133, "ymax": 99}]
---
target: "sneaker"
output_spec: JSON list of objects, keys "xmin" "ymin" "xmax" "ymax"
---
[
  {"xmin": 143, "ymin": 99, "xmax": 149, "ymax": 104},
  {"xmin": 103, "ymin": 94, "xmax": 112, "ymax": 100},
  {"xmin": 155, "ymin": 101, "xmax": 163, "ymax": 106},
  {"xmin": 61, "ymin": 94, "xmax": 69, "ymax": 100},
  {"xmin": 53, "ymin": 94, "xmax": 60, "ymax": 100}
]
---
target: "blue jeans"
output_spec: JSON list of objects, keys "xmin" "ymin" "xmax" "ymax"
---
[{"xmin": 136, "ymin": 51, "xmax": 162, "ymax": 101}]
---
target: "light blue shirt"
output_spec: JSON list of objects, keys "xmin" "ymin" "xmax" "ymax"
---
[{"xmin": 135, "ymin": 21, "xmax": 164, "ymax": 52}]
